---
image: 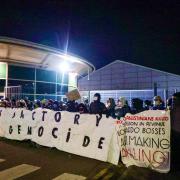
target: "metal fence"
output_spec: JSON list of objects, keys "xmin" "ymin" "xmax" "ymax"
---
[
  {"xmin": 80, "ymin": 89, "xmax": 175, "ymax": 106},
  {"xmin": 5, "ymin": 86, "xmax": 22, "ymax": 100}
]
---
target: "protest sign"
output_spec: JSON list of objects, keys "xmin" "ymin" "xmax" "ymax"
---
[
  {"xmin": 66, "ymin": 89, "xmax": 81, "ymax": 101},
  {"xmin": 117, "ymin": 110, "xmax": 170, "ymax": 173}
]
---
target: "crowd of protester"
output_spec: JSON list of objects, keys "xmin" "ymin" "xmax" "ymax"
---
[
  {"xmin": 0, "ymin": 92, "xmax": 179, "ymax": 119},
  {"xmin": 0, "ymin": 92, "xmax": 180, "ymax": 171}
]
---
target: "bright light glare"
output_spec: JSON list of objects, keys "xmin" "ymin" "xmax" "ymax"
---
[
  {"xmin": 60, "ymin": 54, "xmax": 80, "ymax": 63},
  {"xmin": 73, "ymin": 73, "xmax": 78, "ymax": 76},
  {"xmin": 59, "ymin": 61, "xmax": 70, "ymax": 72}
]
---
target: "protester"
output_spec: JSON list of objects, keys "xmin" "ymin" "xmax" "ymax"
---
[
  {"xmin": 41, "ymin": 99, "xmax": 47, "ymax": 109},
  {"xmin": 77, "ymin": 103, "xmax": 89, "ymax": 114},
  {"xmin": 106, "ymin": 98, "xmax": 116, "ymax": 118},
  {"xmin": 131, "ymin": 98, "xmax": 144, "ymax": 114},
  {"xmin": 166, "ymin": 97, "xmax": 173, "ymax": 110},
  {"xmin": 170, "ymin": 92, "xmax": 180, "ymax": 171},
  {"xmin": 152, "ymin": 96, "xmax": 165, "ymax": 110},
  {"xmin": 0, "ymin": 91, "xmax": 178, "ymax": 119},
  {"xmin": 144, "ymin": 100, "xmax": 152, "ymax": 110},
  {"xmin": 26, "ymin": 100, "xmax": 33, "ymax": 111},
  {"xmin": 115, "ymin": 97, "xmax": 131, "ymax": 119},
  {"xmin": 34, "ymin": 99, "xmax": 41, "ymax": 109},
  {"xmin": 4, "ymin": 98, "xmax": 11, "ymax": 108},
  {"xmin": 89, "ymin": 93, "xmax": 107, "ymax": 114},
  {"xmin": 59, "ymin": 101, "xmax": 67, "ymax": 111},
  {"xmin": 83, "ymin": 98, "xmax": 90, "ymax": 112},
  {"xmin": 47, "ymin": 99, "xmax": 54, "ymax": 109},
  {"xmin": 17, "ymin": 99, "xmax": 27, "ymax": 108},
  {"xmin": 66, "ymin": 100, "xmax": 78, "ymax": 112},
  {"xmin": 52, "ymin": 101, "xmax": 60, "ymax": 111},
  {"xmin": 11, "ymin": 99, "xmax": 17, "ymax": 108}
]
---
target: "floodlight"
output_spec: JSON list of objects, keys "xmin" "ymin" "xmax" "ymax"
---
[{"xmin": 59, "ymin": 61, "xmax": 70, "ymax": 72}]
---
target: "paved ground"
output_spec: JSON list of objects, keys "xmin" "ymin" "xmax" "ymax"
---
[{"xmin": 0, "ymin": 138, "xmax": 179, "ymax": 180}]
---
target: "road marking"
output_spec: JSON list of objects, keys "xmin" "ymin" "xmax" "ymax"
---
[
  {"xmin": 93, "ymin": 168, "xmax": 109, "ymax": 179},
  {"xmin": 53, "ymin": 173, "xmax": 86, "ymax": 180},
  {"xmin": 0, "ymin": 164, "xmax": 40, "ymax": 179},
  {"xmin": 0, "ymin": 159, "xmax": 5, "ymax": 163}
]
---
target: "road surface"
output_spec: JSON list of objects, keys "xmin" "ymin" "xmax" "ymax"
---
[{"xmin": 0, "ymin": 138, "xmax": 179, "ymax": 180}]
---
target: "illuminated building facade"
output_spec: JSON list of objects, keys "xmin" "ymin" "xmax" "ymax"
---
[{"xmin": 0, "ymin": 37, "xmax": 94, "ymax": 100}]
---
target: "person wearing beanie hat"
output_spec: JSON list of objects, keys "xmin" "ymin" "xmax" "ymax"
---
[{"xmin": 89, "ymin": 93, "xmax": 107, "ymax": 114}]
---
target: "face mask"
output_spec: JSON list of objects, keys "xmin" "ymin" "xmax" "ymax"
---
[{"xmin": 94, "ymin": 97, "xmax": 98, "ymax": 101}]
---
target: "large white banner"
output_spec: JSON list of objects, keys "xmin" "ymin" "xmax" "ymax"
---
[
  {"xmin": 117, "ymin": 110, "xmax": 170, "ymax": 173},
  {"xmin": 0, "ymin": 108, "xmax": 171, "ymax": 173},
  {"xmin": 0, "ymin": 108, "xmax": 120, "ymax": 165}
]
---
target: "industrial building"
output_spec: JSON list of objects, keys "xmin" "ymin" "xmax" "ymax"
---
[{"xmin": 78, "ymin": 60, "xmax": 180, "ymax": 104}]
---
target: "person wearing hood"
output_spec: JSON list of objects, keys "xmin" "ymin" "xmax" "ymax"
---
[
  {"xmin": 106, "ymin": 98, "xmax": 116, "ymax": 118},
  {"xmin": 78, "ymin": 103, "xmax": 89, "ymax": 114},
  {"xmin": 66, "ymin": 100, "xmax": 78, "ymax": 112},
  {"xmin": 115, "ymin": 97, "xmax": 131, "ymax": 119},
  {"xmin": 144, "ymin": 100, "xmax": 152, "ymax": 110},
  {"xmin": 89, "ymin": 93, "xmax": 107, "ymax": 114},
  {"xmin": 131, "ymin": 98, "xmax": 145, "ymax": 114}
]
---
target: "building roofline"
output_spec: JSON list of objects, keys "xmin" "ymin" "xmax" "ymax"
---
[
  {"xmin": 86, "ymin": 59, "xmax": 180, "ymax": 78},
  {"xmin": 0, "ymin": 36, "xmax": 95, "ymax": 72},
  {"xmin": 115, "ymin": 60, "xmax": 180, "ymax": 76}
]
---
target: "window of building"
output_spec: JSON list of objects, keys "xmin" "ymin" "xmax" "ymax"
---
[
  {"xmin": 36, "ymin": 82, "xmax": 55, "ymax": 94},
  {"xmin": 57, "ymin": 84, "xmax": 68, "ymax": 95},
  {"xmin": 8, "ymin": 65, "xmax": 35, "ymax": 80},
  {"xmin": 0, "ymin": 79, "xmax": 5, "ymax": 92},
  {"xmin": 36, "ymin": 69, "xmax": 56, "ymax": 82},
  {"xmin": 57, "ymin": 72, "xmax": 68, "ymax": 84},
  {"xmin": 8, "ymin": 80, "xmax": 34, "ymax": 94}
]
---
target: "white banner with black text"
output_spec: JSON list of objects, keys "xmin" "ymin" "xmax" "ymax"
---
[
  {"xmin": 0, "ymin": 108, "xmax": 171, "ymax": 172},
  {"xmin": 0, "ymin": 108, "xmax": 120, "ymax": 165}
]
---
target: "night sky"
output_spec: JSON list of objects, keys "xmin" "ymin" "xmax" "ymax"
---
[{"xmin": 0, "ymin": 0, "xmax": 179, "ymax": 74}]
